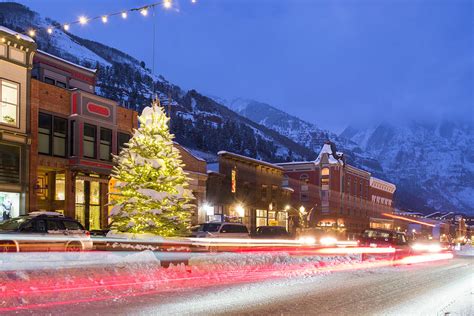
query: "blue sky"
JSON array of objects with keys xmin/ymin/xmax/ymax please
[{"xmin": 21, "ymin": 0, "xmax": 473, "ymax": 132}]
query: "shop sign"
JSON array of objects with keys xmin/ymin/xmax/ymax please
[
  {"xmin": 231, "ymin": 167, "xmax": 237, "ymax": 193},
  {"xmin": 76, "ymin": 175, "xmax": 109, "ymax": 184}
]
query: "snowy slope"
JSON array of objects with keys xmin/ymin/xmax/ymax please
[
  {"xmin": 341, "ymin": 121, "xmax": 474, "ymax": 215},
  {"xmin": 223, "ymin": 98, "xmax": 384, "ymax": 175}
]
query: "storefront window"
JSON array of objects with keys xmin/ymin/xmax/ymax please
[
  {"xmin": 0, "ymin": 144, "xmax": 20, "ymax": 184},
  {"xmin": 90, "ymin": 181, "xmax": 100, "ymax": 205},
  {"xmin": 75, "ymin": 179, "xmax": 85, "ymax": 226},
  {"xmin": 256, "ymin": 209, "xmax": 267, "ymax": 227},
  {"xmin": 55, "ymin": 173, "xmax": 65, "ymax": 200},
  {"xmin": 0, "ymin": 80, "xmax": 19, "ymax": 126},
  {"xmin": 0, "ymin": 192, "xmax": 20, "ymax": 221},
  {"xmin": 277, "ymin": 211, "xmax": 288, "ymax": 229}
]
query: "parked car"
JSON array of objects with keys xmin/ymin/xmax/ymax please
[
  {"xmin": 190, "ymin": 222, "xmax": 250, "ymax": 238},
  {"xmin": 359, "ymin": 228, "xmax": 411, "ymax": 260},
  {"xmin": 0, "ymin": 212, "xmax": 93, "ymax": 252},
  {"xmin": 252, "ymin": 226, "xmax": 291, "ymax": 239}
]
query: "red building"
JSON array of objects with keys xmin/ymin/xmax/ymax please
[
  {"xmin": 277, "ymin": 141, "xmax": 396, "ymax": 238},
  {"xmin": 29, "ymin": 50, "xmax": 138, "ymax": 230}
]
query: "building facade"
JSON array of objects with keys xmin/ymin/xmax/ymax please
[
  {"xmin": 206, "ymin": 151, "xmax": 292, "ymax": 233},
  {"xmin": 174, "ymin": 143, "xmax": 207, "ymax": 226},
  {"xmin": 0, "ymin": 27, "xmax": 36, "ymax": 220},
  {"xmin": 29, "ymin": 50, "xmax": 137, "ymax": 230},
  {"xmin": 278, "ymin": 141, "xmax": 397, "ymax": 237}
]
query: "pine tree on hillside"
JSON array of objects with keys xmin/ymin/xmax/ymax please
[{"xmin": 109, "ymin": 101, "xmax": 194, "ymax": 236}]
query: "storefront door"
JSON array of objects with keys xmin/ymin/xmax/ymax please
[{"xmin": 75, "ymin": 178, "xmax": 101, "ymax": 230}]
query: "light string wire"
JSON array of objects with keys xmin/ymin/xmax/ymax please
[{"xmin": 14, "ymin": 0, "xmax": 197, "ymax": 39}]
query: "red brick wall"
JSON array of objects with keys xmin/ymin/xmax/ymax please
[
  {"xmin": 29, "ymin": 80, "xmax": 71, "ymax": 211},
  {"xmin": 117, "ymin": 106, "xmax": 138, "ymax": 132}
]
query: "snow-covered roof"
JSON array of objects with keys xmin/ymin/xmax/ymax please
[
  {"xmin": 0, "ymin": 26, "xmax": 35, "ymax": 43},
  {"xmin": 217, "ymin": 151, "xmax": 283, "ymax": 171},
  {"xmin": 314, "ymin": 142, "xmax": 343, "ymax": 165},
  {"xmin": 37, "ymin": 49, "xmax": 97, "ymax": 73},
  {"xmin": 370, "ymin": 176, "xmax": 396, "ymax": 193}
]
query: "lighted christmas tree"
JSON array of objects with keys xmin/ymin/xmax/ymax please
[{"xmin": 109, "ymin": 100, "xmax": 194, "ymax": 236}]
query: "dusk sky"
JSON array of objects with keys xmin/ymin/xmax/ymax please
[{"xmin": 21, "ymin": 0, "xmax": 473, "ymax": 132}]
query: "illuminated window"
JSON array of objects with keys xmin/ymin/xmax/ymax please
[
  {"xmin": 55, "ymin": 173, "xmax": 65, "ymax": 200},
  {"xmin": 321, "ymin": 168, "xmax": 330, "ymax": 176},
  {"xmin": 300, "ymin": 174, "xmax": 309, "ymax": 184},
  {"xmin": 0, "ymin": 80, "xmax": 19, "ymax": 126}
]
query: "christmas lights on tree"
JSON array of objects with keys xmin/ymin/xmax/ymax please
[{"xmin": 109, "ymin": 101, "xmax": 194, "ymax": 236}]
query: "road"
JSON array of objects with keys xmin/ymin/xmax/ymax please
[{"xmin": 13, "ymin": 254, "xmax": 473, "ymax": 316}]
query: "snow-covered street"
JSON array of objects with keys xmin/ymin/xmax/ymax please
[{"xmin": 5, "ymin": 250, "xmax": 471, "ymax": 316}]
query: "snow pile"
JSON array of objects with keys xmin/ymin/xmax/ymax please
[
  {"xmin": 455, "ymin": 244, "xmax": 474, "ymax": 256},
  {"xmin": 0, "ymin": 250, "xmax": 159, "ymax": 271}
]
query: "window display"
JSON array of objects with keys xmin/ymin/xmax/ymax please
[{"xmin": 0, "ymin": 191, "xmax": 20, "ymax": 221}]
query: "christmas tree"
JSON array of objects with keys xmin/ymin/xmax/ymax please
[{"xmin": 109, "ymin": 101, "xmax": 194, "ymax": 236}]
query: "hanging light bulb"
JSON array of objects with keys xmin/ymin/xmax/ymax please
[
  {"xmin": 163, "ymin": 0, "xmax": 172, "ymax": 9},
  {"xmin": 63, "ymin": 24, "xmax": 70, "ymax": 31},
  {"xmin": 79, "ymin": 16, "xmax": 88, "ymax": 25},
  {"xmin": 28, "ymin": 29, "xmax": 36, "ymax": 37},
  {"xmin": 101, "ymin": 15, "xmax": 108, "ymax": 23},
  {"xmin": 140, "ymin": 7, "xmax": 148, "ymax": 16},
  {"xmin": 47, "ymin": 27, "xmax": 53, "ymax": 34},
  {"xmin": 15, "ymin": 34, "xmax": 21, "ymax": 39},
  {"xmin": 121, "ymin": 11, "xmax": 128, "ymax": 19},
  {"xmin": 1, "ymin": 38, "xmax": 5, "ymax": 43}
]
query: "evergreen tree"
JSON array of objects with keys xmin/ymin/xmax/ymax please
[{"xmin": 109, "ymin": 101, "xmax": 194, "ymax": 236}]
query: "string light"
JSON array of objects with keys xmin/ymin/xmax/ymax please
[
  {"xmin": 163, "ymin": 0, "xmax": 172, "ymax": 9},
  {"xmin": 79, "ymin": 16, "xmax": 88, "ymax": 25},
  {"xmin": 13, "ymin": 0, "xmax": 197, "ymax": 41}
]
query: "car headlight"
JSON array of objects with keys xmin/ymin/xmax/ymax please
[{"xmin": 320, "ymin": 236, "xmax": 338, "ymax": 246}]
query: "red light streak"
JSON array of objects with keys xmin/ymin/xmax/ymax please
[{"xmin": 382, "ymin": 213, "xmax": 436, "ymax": 227}]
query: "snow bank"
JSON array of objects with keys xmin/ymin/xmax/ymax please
[
  {"xmin": 0, "ymin": 250, "xmax": 159, "ymax": 271},
  {"xmin": 455, "ymin": 244, "xmax": 474, "ymax": 256}
]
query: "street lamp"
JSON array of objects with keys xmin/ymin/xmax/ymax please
[
  {"xmin": 299, "ymin": 206, "xmax": 306, "ymax": 214},
  {"xmin": 235, "ymin": 204, "xmax": 245, "ymax": 217}
]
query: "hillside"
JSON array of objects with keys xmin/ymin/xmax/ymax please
[
  {"xmin": 341, "ymin": 121, "xmax": 474, "ymax": 215},
  {"xmin": 0, "ymin": 2, "xmax": 315, "ymax": 162}
]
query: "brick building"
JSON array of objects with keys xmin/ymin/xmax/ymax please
[
  {"xmin": 29, "ymin": 50, "xmax": 138, "ymax": 230},
  {"xmin": 174, "ymin": 143, "xmax": 207, "ymax": 225},
  {"xmin": 0, "ymin": 27, "xmax": 36, "ymax": 220},
  {"xmin": 206, "ymin": 151, "xmax": 292, "ymax": 233},
  {"xmin": 277, "ymin": 141, "xmax": 396, "ymax": 237}
]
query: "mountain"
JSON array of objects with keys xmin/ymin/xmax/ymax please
[
  {"xmin": 223, "ymin": 98, "xmax": 384, "ymax": 175},
  {"xmin": 341, "ymin": 121, "xmax": 474, "ymax": 215},
  {"xmin": 0, "ymin": 2, "xmax": 315, "ymax": 163}
]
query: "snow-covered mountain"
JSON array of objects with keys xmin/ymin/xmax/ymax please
[
  {"xmin": 223, "ymin": 98, "xmax": 384, "ymax": 175},
  {"xmin": 0, "ymin": 2, "xmax": 315, "ymax": 163},
  {"xmin": 341, "ymin": 121, "xmax": 474, "ymax": 215}
]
